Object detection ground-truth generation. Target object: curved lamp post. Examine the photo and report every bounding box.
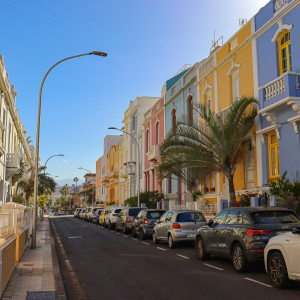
[108,127,140,207]
[32,51,107,249]
[44,154,64,175]
[78,167,95,206]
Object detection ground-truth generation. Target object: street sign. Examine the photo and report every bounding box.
[91,195,95,199]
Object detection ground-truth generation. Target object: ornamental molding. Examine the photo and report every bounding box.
[257,124,281,144]
[287,115,300,134]
[185,88,194,102]
[262,112,276,124]
[271,19,293,43]
[230,37,238,51]
[287,99,300,114]
[227,59,241,76]
[170,102,177,114]
[275,0,288,12]
[202,81,213,95]
[199,57,215,77]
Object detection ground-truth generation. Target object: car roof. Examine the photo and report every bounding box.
[141,209,166,212]
[169,210,202,213]
[223,206,292,213]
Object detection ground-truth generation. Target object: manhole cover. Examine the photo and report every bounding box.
[26,291,56,299]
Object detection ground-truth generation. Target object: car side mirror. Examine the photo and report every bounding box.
[156,220,161,224]
[292,226,300,234]
[207,219,214,227]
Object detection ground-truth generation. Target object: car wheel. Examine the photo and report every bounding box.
[232,243,249,273]
[122,224,127,234]
[196,236,210,260]
[132,227,137,237]
[140,228,146,240]
[152,231,159,244]
[115,223,119,232]
[168,234,176,249]
[108,222,112,230]
[268,251,289,288]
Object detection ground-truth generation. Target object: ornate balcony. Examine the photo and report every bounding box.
[6,153,20,178]
[148,145,161,162]
[109,171,119,184]
[125,162,136,175]
[120,166,128,179]
[102,175,110,187]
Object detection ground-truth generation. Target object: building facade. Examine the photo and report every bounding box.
[96,157,101,202]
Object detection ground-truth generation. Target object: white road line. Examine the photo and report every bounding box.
[203,263,224,271]
[132,238,137,241]
[157,247,166,251]
[244,278,273,288]
[124,235,128,237]
[176,254,189,259]
[142,242,150,245]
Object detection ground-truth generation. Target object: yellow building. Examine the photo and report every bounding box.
[195,20,257,206]
[105,143,120,204]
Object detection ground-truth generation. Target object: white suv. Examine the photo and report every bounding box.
[264,225,300,288]
[104,208,122,229]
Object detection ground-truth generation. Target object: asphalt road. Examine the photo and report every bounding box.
[51,216,300,300]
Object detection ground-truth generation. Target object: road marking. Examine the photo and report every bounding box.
[176,254,189,259]
[117,233,120,235]
[157,247,166,251]
[244,278,273,288]
[132,238,137,241]
[68,236,82,239]
[142,242,150,245]
[203,263,224,271]
[124,235,128,237]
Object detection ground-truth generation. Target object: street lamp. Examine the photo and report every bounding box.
[44,154,64,175]
[78,167,95,206]
[108,127,140,207]
[32,51,107,249]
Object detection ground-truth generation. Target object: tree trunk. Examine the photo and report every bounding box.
[227,174,236,206]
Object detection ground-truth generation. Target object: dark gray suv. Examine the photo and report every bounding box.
[195,206,300,272]
[115,207,145,234]
[132,209,166,239]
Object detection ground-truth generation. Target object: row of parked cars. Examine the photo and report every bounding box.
[74,205,300,289]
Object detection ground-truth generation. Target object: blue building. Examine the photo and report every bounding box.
[254,0,300,185]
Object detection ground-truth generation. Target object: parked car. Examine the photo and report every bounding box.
[116,207,145,234]
[79,208,86,219]
[132,209,166,239]
[265,224,300,288]
[92,209,103,224]
[74,208,82,218]
[104,208,122,229]
[153,210,206,248]
[86,207,100,222]
[195,207,300,273]
[99,209,111,226]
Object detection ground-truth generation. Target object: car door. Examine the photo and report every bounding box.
[155,212,168,238]
[222,210,240,255]
[206,211,229,253]
[134,211,143,232]
[287,231,300,278]
[162,212,173,238]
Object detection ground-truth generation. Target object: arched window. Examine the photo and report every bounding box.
[279,31,292,75]
[172,110,176,131]
[188,97,193,123]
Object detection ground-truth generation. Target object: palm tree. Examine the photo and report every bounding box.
[26,136,33,144]
[158,96,258,206]
[73,177,79,193]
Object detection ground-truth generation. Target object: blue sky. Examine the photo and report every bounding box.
[0,0,270,182]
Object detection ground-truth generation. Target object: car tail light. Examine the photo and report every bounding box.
[144,219,149,224]
[113,214,118,216]
[127,217,131,223]
[172,223,181,229]
[247,229,272,237]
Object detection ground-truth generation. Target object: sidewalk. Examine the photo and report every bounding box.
[2,216,67,300]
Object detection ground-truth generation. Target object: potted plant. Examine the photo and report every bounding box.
[203,187,209,194]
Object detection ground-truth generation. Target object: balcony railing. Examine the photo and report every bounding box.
[7,153,20,169]
[264,76,285,100]
[126,162,136,175]
[109,171,119,184]
[0,213,9,238]
[120,166,128,179]
[148,145,161,162]
[102,175,110,187]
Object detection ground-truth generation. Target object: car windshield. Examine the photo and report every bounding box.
[176,212,205,222]
[129,209,143,217]
[115,209,121,213]
[252,211,300,224]
[148,211,165,219]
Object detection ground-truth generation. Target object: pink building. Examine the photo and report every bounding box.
[143,97,165,193]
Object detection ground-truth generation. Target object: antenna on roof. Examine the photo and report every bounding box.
[239,18,247,28]
[210,30,223,53]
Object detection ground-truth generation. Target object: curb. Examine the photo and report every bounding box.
[49,218,68,300]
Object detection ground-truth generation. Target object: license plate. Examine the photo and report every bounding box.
[187,234,195,238]
[276,231,291,236]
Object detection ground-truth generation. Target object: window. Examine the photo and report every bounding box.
[159,212,168,222]
[132,115,136,131]
[269,133,280,179]
[188,97,193,123]
[232,69,240,101]
[245,141,255,189]
[172,110,176,131]
[252,211,300,224]
[116,187,118,198]
[176,212,205,222]
[146,130,150,152]
[171,86,176,96]
[225,211,239,225]
[279,31,292,75]
[166,212,173,221]
[156,122,160,145]
[116,163,118,172]
[212,211,228,226]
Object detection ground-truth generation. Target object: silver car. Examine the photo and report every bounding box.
[79,208,86,219]
[74,208,82,218]
[115,207,145,234]
[152,210,207,248]
[86,207,100,222]
[104,208,122,229]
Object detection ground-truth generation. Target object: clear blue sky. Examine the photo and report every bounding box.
[0,0,269,182]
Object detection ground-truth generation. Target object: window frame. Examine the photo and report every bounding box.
[268,133,280,180]
[279,30,292,75]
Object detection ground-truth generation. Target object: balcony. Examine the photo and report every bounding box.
[109,171,119,184]
[6,153,20,177]
[148,145,161,162]
[258,72,300,117]
[125,162,136,175]
[120,166,128,179]
[102,175,110,187]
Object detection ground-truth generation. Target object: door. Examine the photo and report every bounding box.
[206,211,229,252]
[155,212,167,238]
[288,233,300,278]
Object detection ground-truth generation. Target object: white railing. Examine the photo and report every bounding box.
[126,163,136,175]
[120,166,127,178]
[198,201,217,216]
[264,76,285,100]
[23,211,28,226]
[6,153,20,169]
[0,213,10,237]
[171,204,187,211]
[148,145,161,161]
[17,212,22,229]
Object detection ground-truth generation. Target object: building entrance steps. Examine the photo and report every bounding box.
[2,216,67,300]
